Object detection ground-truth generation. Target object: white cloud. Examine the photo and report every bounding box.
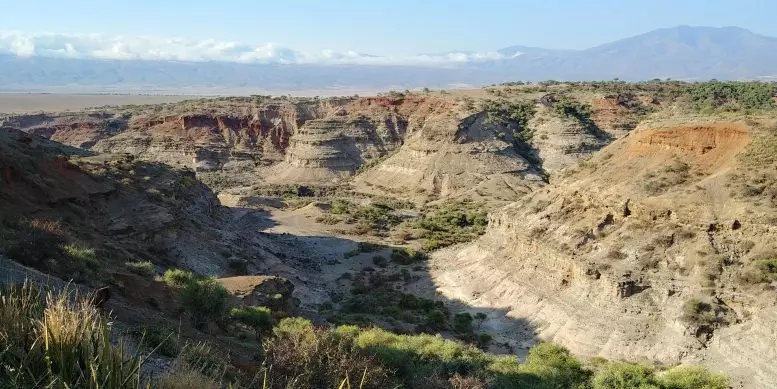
[0,31,507,66]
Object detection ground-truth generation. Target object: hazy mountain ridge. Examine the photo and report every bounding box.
[2,26,777,91]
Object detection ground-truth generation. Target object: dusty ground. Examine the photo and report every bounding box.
[0,93,201,114]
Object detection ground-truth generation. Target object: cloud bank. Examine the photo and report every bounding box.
[0,31,508,66]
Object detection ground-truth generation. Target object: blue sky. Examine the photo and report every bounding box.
[0,0,773,57]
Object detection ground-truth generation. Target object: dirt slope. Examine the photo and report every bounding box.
[430,121,777,388]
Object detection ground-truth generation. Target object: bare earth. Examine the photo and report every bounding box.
[0,93,200,114]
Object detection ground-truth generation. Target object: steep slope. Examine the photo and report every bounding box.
[351,98,546,202]
[430,121,777,388]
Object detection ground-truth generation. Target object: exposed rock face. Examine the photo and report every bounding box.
[2,95,622,198]
[529,111,610,174]
[431,123,777,388]
[217,275,299,314]
[353,100,545,202]
[0,127,236,280]
[267,113,404,184]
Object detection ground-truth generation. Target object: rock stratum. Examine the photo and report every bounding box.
[3,90,777,388]
[432,122,777,388]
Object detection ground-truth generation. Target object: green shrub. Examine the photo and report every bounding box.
[522,343,591,389]
[592,363,659,389]
[163,268,199,287]
[229,306,274,342]
[138,326,181,357]
[372,255,388,268]
[0,284,142,388]
[391,247,428,264]
[480,99,537,143]
[263,320,393,388]
[62,243,99,270]
[660,365,727,389]
[358,242,384,252]
[180,279,230,329]
[330,199,353,215]
[758,258,777,280]
[476,333,493,350]
[425,309,448,331]
[453,312,474,334]
[416,203,488,250]
[125,260,155,277]
[681,298,719,327]
[684,81,776,112]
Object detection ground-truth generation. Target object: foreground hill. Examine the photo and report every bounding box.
[431,119,777,387]
[2,81,777,387]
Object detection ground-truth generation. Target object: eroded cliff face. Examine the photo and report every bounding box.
[431,122,777,388]
[2,95,640,198]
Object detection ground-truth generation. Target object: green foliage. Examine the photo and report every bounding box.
[263,319,393,388]
[681,298,719,327]
[551,95,594,125]
[593,363,660,389]
[372,255,388,268]
[125,260,155,277]
[138,325,181,357]
[476,333,493,350]
[330,198,353,215]
[474,312,488,330]
[425,309,448,331]
[684,81,776,112]
[328,199,402,231]
[521,343,591,389]
[0,284,142,388]
[416,202,488,250]
[758,258,777,280]
[660,365,728,389]
[229,306,274,341]
[163,268,200,287]
[390,247,428,264]
[62,243,99,270]
[179,278,230,329]
[453,312,474,334]
[481,99,537,143]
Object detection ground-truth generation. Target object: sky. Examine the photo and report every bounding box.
[0,0,774,63]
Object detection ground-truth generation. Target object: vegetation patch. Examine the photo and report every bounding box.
[125,260,155,277]
[415,201,488,250]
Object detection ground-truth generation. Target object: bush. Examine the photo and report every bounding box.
[62,243,99,270]
[125,260,155,277]
[593,363,659,389]
[476,333,493,350]
[681,298,719,327]
[521,343,591,389]
[453,312,474,334]
[660,365,727,389]
[180,279,230,329]
[416,203,488,250]
[372,255,388,268]
[391,247,428,264]
[425,309,448,331]
[138,325,181,357]
[163,268,199,287]
[0,284,142,388]
[480,99,536,143]
[684,81,776,112]
[229,306,274,342]
[263,319,393,389]
[758,258,777,280]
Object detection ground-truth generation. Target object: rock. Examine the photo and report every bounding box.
[216,275,299,314]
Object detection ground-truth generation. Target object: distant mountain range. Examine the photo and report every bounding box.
[1,26,776,93]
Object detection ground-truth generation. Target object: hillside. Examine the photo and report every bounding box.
[2,81,777,388]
